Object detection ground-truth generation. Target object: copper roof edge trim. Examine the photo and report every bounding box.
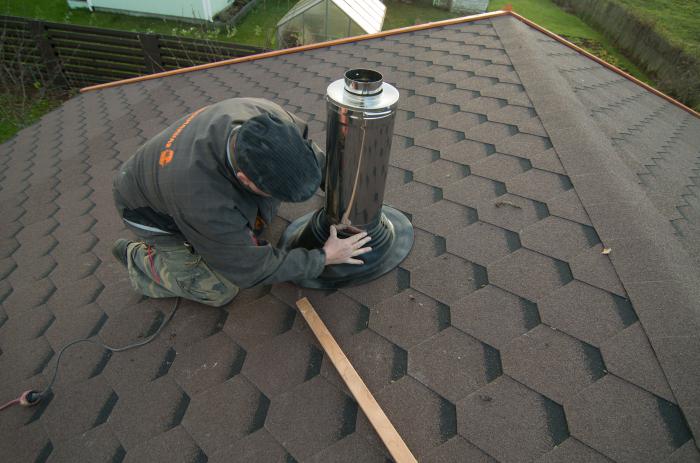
[79,9,699,119]
[509,11,699,118]
[78,10,510,93]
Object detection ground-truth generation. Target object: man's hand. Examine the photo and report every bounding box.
[323,225,372,265]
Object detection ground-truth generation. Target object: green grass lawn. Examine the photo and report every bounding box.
[382,1,458,30]
[2,0,248,44]
[229,0,293,47]
[0,91,64,143]
[607,0,699,59]
[488,0,650,82]
[4,1,197,36]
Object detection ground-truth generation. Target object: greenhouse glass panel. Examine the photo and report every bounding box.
[302,1,328,43]
[327,2,352,41]
[277,0,319,26]
[278,13,306,48]
[349,21,365,37]
[276,0,385,48]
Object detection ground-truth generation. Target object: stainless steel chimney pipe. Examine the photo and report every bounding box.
[325,69,399,229]
[278,69,414,289]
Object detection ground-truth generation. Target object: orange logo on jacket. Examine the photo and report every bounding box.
[158,106,208,167]
[159,149,174,166]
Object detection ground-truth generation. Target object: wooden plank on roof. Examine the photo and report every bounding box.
[295,298,418,463]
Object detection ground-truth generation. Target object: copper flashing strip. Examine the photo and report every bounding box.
[79,10,509,93]
[509,11,699,118]
[79,9,699,119]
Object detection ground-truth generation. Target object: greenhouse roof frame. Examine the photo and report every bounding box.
[276,0,386,35]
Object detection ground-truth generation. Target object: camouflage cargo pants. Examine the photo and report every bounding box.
[125,236,239,307]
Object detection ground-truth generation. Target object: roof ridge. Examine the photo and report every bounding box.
[492,14,700,445]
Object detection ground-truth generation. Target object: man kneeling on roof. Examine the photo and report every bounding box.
[111,98,372,307]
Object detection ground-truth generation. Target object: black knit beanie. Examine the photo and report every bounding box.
[235,113,321,202]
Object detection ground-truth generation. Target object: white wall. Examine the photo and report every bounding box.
[69,0,234,22]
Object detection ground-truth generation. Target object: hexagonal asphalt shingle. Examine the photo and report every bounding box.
[507,169,573,203]
[415,127,466,152]
[412,254,488,304]
[544,187,591,224]
[412,159,470,188]
[538,280,636,347]
[294,291,370,348]
[242,328,322,398]
[357,376,457,458]
[464,121,519,144]
[439,111,487,133]
[421,436,497,463]
[206,429,289,463]
[600,322,674,403]
[535,438,613,462]
[307,433,388,463]
[497,132,552,158]
[266,376,357,461]
[399,228,446,271]
[409,327,502,403]
[436,88,481,108]
[415,102,461,121]
[469,152,532,183]
[122,426,206,463]
[440,139,495,166]
[488,249,572,302]
[450,285,540,349]
[337,263,408,303]
[474,192,549,233]
[520,216,599,261]
[370,289,448,350]
[390,145,439,172]
[223,295,296,351]
[321,328,407,395]
[565,375,691,462]
[443,175,507,208]
[446,221,521,267]
[41,375,117,443]
[110,376,190,451]
[568,244,627,297]
[501,325,605,403]
[457,376,569,462]
[412,199,478,237]
[394,116,437,139]
[181,376,266,456]
[170,332,246,397]
[384,181,441,215]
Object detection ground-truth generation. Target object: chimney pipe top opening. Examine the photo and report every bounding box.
[344,69,383,95]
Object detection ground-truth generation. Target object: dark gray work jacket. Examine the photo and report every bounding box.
[113,97,326,288]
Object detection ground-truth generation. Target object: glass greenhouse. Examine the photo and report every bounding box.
[276,0,386,49]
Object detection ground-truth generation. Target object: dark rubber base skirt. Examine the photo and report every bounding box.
[278,206,414,289]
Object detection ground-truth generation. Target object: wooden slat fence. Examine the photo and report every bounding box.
[0,15,265,88]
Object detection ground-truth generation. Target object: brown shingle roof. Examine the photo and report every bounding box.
[1,13,699,462]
